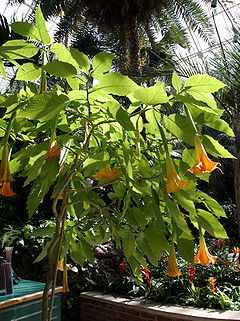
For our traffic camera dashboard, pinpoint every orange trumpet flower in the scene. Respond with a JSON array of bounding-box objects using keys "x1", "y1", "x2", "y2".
[
  {"x1": 186, "y1": 135, "x2": 222, "y2": 175},
  {"x1": 165, "y1": 242, "x2": 182, "y2": 279},
  {"x1": 46, "y1": 134, "x2": 61, "y2": 161},
  {"x1": 0, "y1": 145, "x2": 15, "y2": 197},
  {"x1": 92, "y1": 164, "x2": 118, "y2": 181},
  {"x1": 194, "y1": 234, "x2": 218, "y2": 265},
  {"x1": 166, "y1": 154, "x2": 192, "y2": 194},
  {"x1": 57, "y1": 259, "x2": 71, "y2": 293}
]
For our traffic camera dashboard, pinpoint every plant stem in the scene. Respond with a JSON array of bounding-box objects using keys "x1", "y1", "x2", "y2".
[{"x1": 184, "y1": 106, "x2": 198, "y2": 134}]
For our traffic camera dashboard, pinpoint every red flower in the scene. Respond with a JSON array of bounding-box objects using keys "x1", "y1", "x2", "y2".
[
  {"x1": 208, "y1": 277, "x2": 217, "y2": 293},
  {"x1": 141, "y1": 266, "x2": 151, "y2": 288},
  {"x1": 215, "y1": 239, "x2": 224, "y2": 249},
  {"x1": 186, "y1": 266, "x2": 195, "y2": 283},
  {"x1": 119, "y1": 263, "x2": 127, "y2": 277}
]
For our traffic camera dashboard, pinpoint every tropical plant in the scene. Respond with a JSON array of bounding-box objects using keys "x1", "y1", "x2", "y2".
[
  {"x1": 6, "y1": 0, "x2": 215, "y2": 79},
  {"x1": 0, "y1": 6, "x2": 235, "y2": 321}
]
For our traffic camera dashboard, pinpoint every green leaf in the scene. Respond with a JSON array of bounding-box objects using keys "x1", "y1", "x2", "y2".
[
  {"x1": 197, "y1": 209, "x2": 228, "y2": 238},
  {"x1": 27, "y1": 158, "x2": 59, "y2": 217},
  {"x1": 21, "y1": 92, "x2": 68, "y2": 121},
  {"x1": 105, "y1": 101, "x2": 135, "y2": 131},
  {"x1": 80, "y1": 238, "x2": 94, "y2": 264},
  {"x1": 131, "y1": 207, "x2": 146, "y2": 230},
  {"x1": 70, "y1": 241, "x2": 85, "y2": 266},
  {"x1": 91, "y1": 52, "x2": 114, "y2": 78},
  {"x1": 186, "y1": 91, "x2": 217, "y2": 108},
  {"x1": 11, "y1": 22, "x2": 40, "y2": 40},
  {"x1": 184, "y1": 74, "x2": 225, "y2": 93},
  {"x1": 122, "y1": 231, "x2": 135, "y2": 260},
  {"x1": 0, "y1": 40, "x2": 39, "y2": 60},
  {"x1": 173, "y1": 190, "x2": 196, "y2": 214},
  {"x1": 177, "y1": 233, "x2": 194, "y2": 263},
  {"x1": 24, "y1": 154, "x2": 46, "y2": 187},
  {"x1": 34, "y1": 241, "x2": 51, "y2": 263},
  {"x1": 70, "y1": 48, "x2": 90, "y2": 74},
  {"x1": 164, "y1": 114, "x2": 195, "y2": 146},
  {"x1": 51, "y1": 43, "x2": 78, "y2": 70},
  {"x1": 144, "y1": 218, "x2": 167, "y2": 259},
  {"x1": 30, "y1": 227, "x2": 55, "y2": 237},
  {"x1": 90, "y1": 73, "x2": 139, "y2": 96},
  {"x1": 132, "y1": 81, "x2": 168, "y2": 105},
  {"x1": 202, "y1": 135, "x2": 235, "y2": 159},
  {"x1": 196, "y1": 191, "x2": 227, "y2": 218},
  {"x1": 136, "y1": 233, "x2": 158, "y2": 266},
  {"x1": 83, "y1": 151, "x2": 109, "y2": 176},
  {"x1": 172, "y1": 72, "x2": 182, "y2": 94},
  {"x1": 16, "y1": 63, "x2": 41, "y2": 81},
  {"x1": 43, "y1": 61, "x2": 77, "y2": 77},
  {"x1": 128, "y1": 257, "x2": 143, "y2": 280},
  {"x1": 35, "y1": 5, "x2": 51, "y2": 44},
  {"x1": 0, "y1": 58, "x2": 6, "y2": 80}
]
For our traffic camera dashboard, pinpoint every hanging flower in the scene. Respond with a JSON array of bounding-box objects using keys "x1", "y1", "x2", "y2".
[
  {"x1": 166, "y1": 154, "x2": 192, "y2": 193},
  {"x1": 57, "y1": 259, "x2": 71, "y2": 293},
  {"x1": 186, "y1": 135, "x2": 222, "y2": 175},
  {"x1": 165, "y1": 242, "x2": 182, "y2": 279},
  {"x1": 0, "y1": 145, "x2": 15, "y2": 197},
  {"x1": 208, "y1": 277, "x2": 217, "y2": 293},
  {"x1": 92, "y1": 164, "x2": 118, "y2": 181},
  {"x1": 46, "y1": 134, "x2": 61, "y2": 161},
  {"x1": 194, "y1": 234, "x2": 218, "y2": 265}
]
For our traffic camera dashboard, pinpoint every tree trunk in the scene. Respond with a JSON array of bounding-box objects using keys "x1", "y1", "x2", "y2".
[{"x1": 127, "y1": 15, "x2": 141, "y2": 80}]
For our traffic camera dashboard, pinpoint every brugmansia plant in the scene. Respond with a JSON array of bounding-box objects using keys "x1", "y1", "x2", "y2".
[{"x1": 0, "y1": 6, "x2": 235, "y2": 321}]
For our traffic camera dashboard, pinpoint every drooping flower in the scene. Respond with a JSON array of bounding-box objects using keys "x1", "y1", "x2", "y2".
[
  {"x1": 194, "y1": 234, "x2": 218, "y2": 265},
  {"x1": 92, "y1": 164, "x2": 118, "y2": 181},
  {"x1": 0, "y1": 145, "x2": 15, "y2": 197},
  {"x1": 46, "y1": 133, "x2": 61, "y2": 161},
  {"x1": 57, "y1": 259, "x2": 71, "y2": 293},
  {"x1": 208, "y1": 277, "x2": 217, "y2": 293},
  {"x1": 165, "y1": 242, "x2": 182, "y2": 279},
  {"x1": 186, "y1": 135, "x2": 222, "y2": 175},
  {"x1": 166, "y1": 154, "x2": 192, "y2": 194}
]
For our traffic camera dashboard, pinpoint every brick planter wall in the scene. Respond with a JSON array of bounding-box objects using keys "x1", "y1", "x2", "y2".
[{"x1": 80, "y1": 292, "x2": 240, "y2": 321}]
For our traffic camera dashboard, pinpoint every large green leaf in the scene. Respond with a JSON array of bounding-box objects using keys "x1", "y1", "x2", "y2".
[
  {"x1": 197, "y1": 209, "x2": 228, "y2": 238},
  {"x1": 186, "y1": 91, "x2": 217, "y2": 108},
  {"x1": 122, "y1": 231, "x2": 135, "y2": 260},
  {"x1": 0, "y1": 40, "x2": 39, "y2": 60},
  {"x1": 70, "y1": 48, "x2": 90, "y2": 74},
  {"x1": 132, "y1": 81, "x2": 168, "y2": 105},
  {"x1": 35, "y1": 5, "x2": 51, "y2": 44},
  {"x1": 105, "y1": 101, "x2": 135, "y2": 131},
  {"x1": 16, "y1": 63, "x2": 41, "y2": 81},
  {"x1": 184, "y1": 74, "x2": 225, "y2": 93},
  {"x1": 51, "y1": 43, "x2": 78, "y2": 70},
  {"x1": 196, "y1": 191, "x2": 227, "y2": 218},
  {"x1": 91, "y1": 52, "x2": 114, "y2": 78},
  {"x1": 80, "y1": 238, "x2": 95, "y2": 264},
  {"x1": 172, "y1": 72, "x2": 182, "y2": 94},
  {"x1": 43, "y1": 61, "x2": 77, "y2": 77},
  {"x1": 27, "y1": 157, "x2": 59, "y2": 217},
  {"x1": 164, "y1": 114, "x2": 195, "y2": 146},
  {"x1": 0, "y1": 58, "x2": 6, "y2": 80},
  {"x1": 30, "y1": 226, "x2": 55, "y2": 237},
  {"x1": 90, "y1": 73, "x2": 139, "y2": 96},
  {"x1": 11, "y1": 22, "x2": 40, "y2": 40},
  {"x1": 202, "y1": 135, "x2": 235, "y2": 159},
  {"x1": 21, "y1": 92, "x2": 68, "y2": 121},
  {"x1": 177, "y1": 233, "x2": 194, "y2": 263},
  {"x1": 144, "y1": 218, "x2": 167, "y2": 259},
  {"x1": 136, "y1": 233, "x2": 158, "y2": 266},
  {"x1": 70, "y1": 242, "x2": 85, "y2": 266},
  {"x1": 34, "y1": 241, "x2": 51, "y2": 263}
]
